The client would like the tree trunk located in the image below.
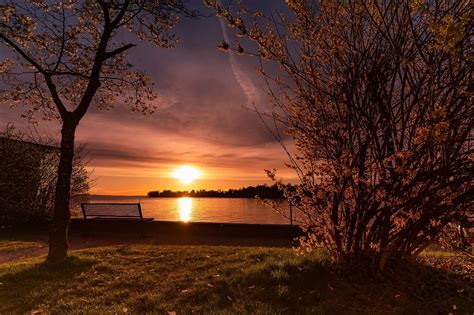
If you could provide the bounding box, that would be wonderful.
[46,118,77,264]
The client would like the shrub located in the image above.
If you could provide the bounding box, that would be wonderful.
[208,0,473,270]
[0,125,90,226]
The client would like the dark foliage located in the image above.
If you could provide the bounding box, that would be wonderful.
[147,184,287,199]
[0,127,89,227]
[0,137,51,226]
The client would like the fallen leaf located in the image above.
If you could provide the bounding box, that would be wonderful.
[122,307,128,313]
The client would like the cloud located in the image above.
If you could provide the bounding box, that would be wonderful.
[216,0,260,105]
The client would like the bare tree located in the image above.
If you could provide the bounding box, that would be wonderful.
[0,0,196,263]
[208,0,473,270]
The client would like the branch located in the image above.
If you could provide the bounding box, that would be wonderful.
[0,33,45,74]
[52,6,67,72]
[111,0,130,28]
[51,71,90,79]
[74,0,131,120]
[97,0,111,25]
[105,43,136,59]
[0,31,70,118]
[44,75,68,117]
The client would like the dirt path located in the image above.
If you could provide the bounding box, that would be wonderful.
[0,232,295,264]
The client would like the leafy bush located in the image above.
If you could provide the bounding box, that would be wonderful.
[0,125,90,226]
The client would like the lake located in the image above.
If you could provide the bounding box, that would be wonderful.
[78,196,295,225]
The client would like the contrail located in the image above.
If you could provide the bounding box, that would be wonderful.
[216,1,259,106]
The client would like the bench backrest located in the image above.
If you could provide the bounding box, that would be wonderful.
[81,203,144,220]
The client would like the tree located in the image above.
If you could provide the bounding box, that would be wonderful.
[0,0,196,263]
[208,0,473,270]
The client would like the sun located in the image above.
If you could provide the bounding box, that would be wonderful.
[172,166,201,184]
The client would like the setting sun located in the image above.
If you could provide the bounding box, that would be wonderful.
[171,166,201,184]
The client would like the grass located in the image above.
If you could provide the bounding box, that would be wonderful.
[0,244,472,314]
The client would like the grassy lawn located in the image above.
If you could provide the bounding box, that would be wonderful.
[0,244,472,314]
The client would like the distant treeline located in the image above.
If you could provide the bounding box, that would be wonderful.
[147,184,288,199]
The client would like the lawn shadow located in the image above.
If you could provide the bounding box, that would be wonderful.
[374,256,474,313]
[238,254,335,312]
[0,256,96,314]
[175,250,342,314]
[175,249,473,314]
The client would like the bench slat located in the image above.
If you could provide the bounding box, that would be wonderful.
[81,203,151,221]
[87,217,154,221]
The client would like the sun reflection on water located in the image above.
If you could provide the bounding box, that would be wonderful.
[178,197,192,222]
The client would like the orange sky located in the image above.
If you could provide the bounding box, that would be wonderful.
[83,120,297,195]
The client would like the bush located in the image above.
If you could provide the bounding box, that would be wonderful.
[0,125,90,226]
[209,0,473,270]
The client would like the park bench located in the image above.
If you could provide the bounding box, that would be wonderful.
[80,203,153,236]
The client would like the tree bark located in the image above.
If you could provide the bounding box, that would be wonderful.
[46,117,77,264]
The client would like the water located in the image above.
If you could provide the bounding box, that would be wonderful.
[77,196,294,225]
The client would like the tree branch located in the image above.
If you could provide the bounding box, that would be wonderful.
[44,75,69,118]
[97,0,111,25]
[105,43,136,59]
[0,33,45,74]
[52,6,67,72]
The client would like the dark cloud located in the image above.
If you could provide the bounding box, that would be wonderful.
[87,139,282,170]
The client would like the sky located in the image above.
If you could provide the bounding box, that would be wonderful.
[0,1,297,195]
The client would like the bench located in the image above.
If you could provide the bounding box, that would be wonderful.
[81,203,153,221]
[80,203,153,237]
